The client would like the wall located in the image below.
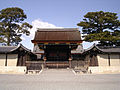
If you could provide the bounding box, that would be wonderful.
[0,54,26,74]
[97,54,109,66]
[0,54,18,66]
[7,54,18,66]
[97,54,120,66]
[0,54,6,66]
[89,54,120,74]
[110,54,120,66]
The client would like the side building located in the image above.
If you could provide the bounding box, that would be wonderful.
[0,44,37,74]
[83,44,120,73]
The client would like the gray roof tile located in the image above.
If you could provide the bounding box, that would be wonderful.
[0,46,17,53]
[84,44,120,53]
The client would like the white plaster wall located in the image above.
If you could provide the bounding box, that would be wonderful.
[0,54,6,66]
[97,54,109,66]
[110,54,120,66]
[7,54,18,66]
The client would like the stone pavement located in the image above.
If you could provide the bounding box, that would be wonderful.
[0,69,120,90]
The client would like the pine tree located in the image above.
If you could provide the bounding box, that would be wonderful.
[77,11,120,46]
[0,7,32,46]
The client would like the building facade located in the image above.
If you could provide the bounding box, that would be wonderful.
[0,28,120,74]
[32,28,82,68]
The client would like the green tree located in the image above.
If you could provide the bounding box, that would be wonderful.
[0,7,32,46]
[77,11,120,46]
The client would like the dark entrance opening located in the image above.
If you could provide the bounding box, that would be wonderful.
[45,45,70,68]
[46,45,70,61]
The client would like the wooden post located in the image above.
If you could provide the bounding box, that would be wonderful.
[69,57,72,68]
[119,54,120,65]
[5,53,7,66]
[43,56,46,68]
[108,54,110,66]
[43,45,47,68]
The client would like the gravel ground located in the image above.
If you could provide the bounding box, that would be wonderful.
[0,69,120,90]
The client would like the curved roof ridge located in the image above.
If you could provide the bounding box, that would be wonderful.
[19,44,31,52]
[10,45,20,52]
[84,43,103,52]
[11,44,31,52]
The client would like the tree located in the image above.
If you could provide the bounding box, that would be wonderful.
[0,7,32,46]
[77,11,120,46]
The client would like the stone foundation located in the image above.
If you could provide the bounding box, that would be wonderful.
[0,66,27,74]
[88,66,120,74]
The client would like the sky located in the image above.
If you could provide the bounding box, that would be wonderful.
[0,0,120,50]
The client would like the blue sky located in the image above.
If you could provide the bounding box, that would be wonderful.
[0,0,120,50]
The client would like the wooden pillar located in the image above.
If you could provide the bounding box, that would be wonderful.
[5,53,7,66]
[69,57,72,68]
[119,54,120,65]
[108,54,110,66]
[43,45,47,68]
[43,56,46,68]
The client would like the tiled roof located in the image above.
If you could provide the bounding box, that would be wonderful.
[84,44,120,53]
[0,44,34,54]
[99,46,120,53]
[32,28,82,43]
[0,46,17,53]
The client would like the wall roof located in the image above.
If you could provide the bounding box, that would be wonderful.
[84,44,120,54]
[0,46,17,53]
[0,44,35,55]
